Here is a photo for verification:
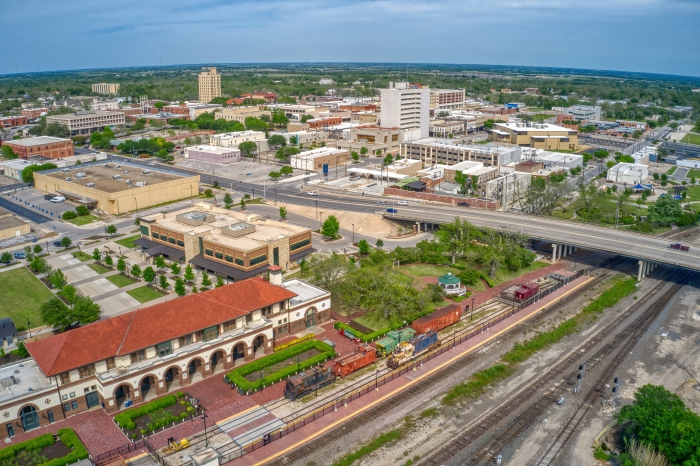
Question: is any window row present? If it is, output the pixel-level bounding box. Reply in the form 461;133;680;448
290;238;310;251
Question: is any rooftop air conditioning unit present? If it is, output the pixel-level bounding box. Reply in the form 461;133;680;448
142;169;150;174
86;182;95;187
124;170;129;174
65;177;72;181
134;181;147;187
75;172;86;178
125;179;131;184
112;174;121;179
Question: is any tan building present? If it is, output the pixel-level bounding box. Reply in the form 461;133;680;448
429;120;465;137
209;131;266;149
137;204;315;279
491;122;579;150
198;67;221;104
4;136;74;159
91;100;120;111
33;161;200;215
430;89;465;111
46;110;126;136
334;125;401;155
92;83;120;95
290;147;349;172
400;138;522;167
0;207;30;240
216;106;269;123
443;161;498;184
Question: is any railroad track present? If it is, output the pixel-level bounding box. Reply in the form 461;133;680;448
417;268;692;466
262;262;623;466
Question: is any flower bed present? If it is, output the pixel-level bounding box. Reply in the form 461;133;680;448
273;334;314;352
0;429;88;466
226;340;336;393
334;307;436;343
114;392;195;439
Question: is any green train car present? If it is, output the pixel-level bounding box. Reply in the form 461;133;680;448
375;328;416;357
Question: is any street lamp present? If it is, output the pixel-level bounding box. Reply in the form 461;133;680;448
315;200;318;219
201;412;209;447
351;224;355;244
375;369;379;391
470;297;475;321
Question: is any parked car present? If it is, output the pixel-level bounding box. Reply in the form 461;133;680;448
457;202;470;207
50;196;66;203
397;200;409;206
53;240;63;247
377;201;387;205
43;193;57;201
386;208;398;213
148;162;157;166
12;252;25;260
669;243;690;251
307;191;318;196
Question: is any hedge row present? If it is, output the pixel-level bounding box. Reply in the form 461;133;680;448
114;392;185;428
226;340;335;392
0;434;55;460
44;429;89;466
334;307;436;343
273;333;314;352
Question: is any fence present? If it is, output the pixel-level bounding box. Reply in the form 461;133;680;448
92;438;152;464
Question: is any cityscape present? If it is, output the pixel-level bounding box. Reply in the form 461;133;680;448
0;3;699;466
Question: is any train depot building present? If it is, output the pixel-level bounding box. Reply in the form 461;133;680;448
1;271;329;439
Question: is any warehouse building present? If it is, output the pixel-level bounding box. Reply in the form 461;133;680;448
491;122;579;150
185;145;241;164
607;163;649;185
0;207;30;240
290;147;349;172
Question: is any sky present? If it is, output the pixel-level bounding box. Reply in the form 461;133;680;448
4;0;700;77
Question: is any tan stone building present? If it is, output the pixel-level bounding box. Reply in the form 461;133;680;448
32;162;200;215
216;106;269;123
136;204;315;280
290;147;349;172
491;122;579;150
400;138;522;167
0;207;30;240
91;83;120;95
198;67;221;104
46;110;126;136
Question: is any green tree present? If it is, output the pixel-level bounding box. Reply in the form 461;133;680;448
60;284;78;305
33;244;43;254
159;274;169;290
130;264;142;279
360;146;368;156
269;171;281;180
131;118;146;131
174;278;186;296
358;239;370;255
271;110;289;127
238;141;258;158
223;193;233;208
39;297;73;331
1;145;18;159
200;272;212;289
280;165;293;176
106;225;117;236
244;117;268;131
104;254;113;266
321;215;340;238
215;276;225;288
279;206;287;220
29;256;48;273
240;198;246;210
383;154;394;166
72;296;101;326
142;266;156;285
170;262;181;276
275;146;300;161
92;248;101;261
184;265;195;283
351;151;359;162
154;256;166;272
21;163;57;184
267;134;287;150
117;257;126;274
593;149;609;159
376;239;384;249
48;269;66;289
300;114;314;124
647;194;683;224
154;101;165;111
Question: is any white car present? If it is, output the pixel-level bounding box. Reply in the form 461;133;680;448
307;191;318;196
50;196;66;203
148;162;157;166
397;200;409;206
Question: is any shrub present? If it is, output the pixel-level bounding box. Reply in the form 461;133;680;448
62;211;77;220
131;434;138;440
41;429;88;466
114;394;179;429
273;333;314;352
75;205;89;216
126;421;136;430
0;434;54;460
180;412;188;419
457;269;481;286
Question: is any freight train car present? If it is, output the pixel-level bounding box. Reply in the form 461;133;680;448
333;344;377;377
387;330;439;369
375;328;416;357
284;362;336;400
514;282;539;301
411;304;462;334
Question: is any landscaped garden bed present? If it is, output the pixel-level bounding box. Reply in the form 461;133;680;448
127;286;166;303
107;274;138;288
226;340;336;394
0;428;88;466
71;251;92;262
88;262;111;274
114;392;196;439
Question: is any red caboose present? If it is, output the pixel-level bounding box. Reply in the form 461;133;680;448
333;344;377;377
514;283;539;301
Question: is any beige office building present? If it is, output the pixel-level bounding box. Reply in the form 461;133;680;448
46;110;126;136
209;131;266;149
0;207;30;240
198;68;222;104
400;138;522;167
33;162;200;215
290;147;349;172
92;83;120;95
491;122;579;150
217;106;269;123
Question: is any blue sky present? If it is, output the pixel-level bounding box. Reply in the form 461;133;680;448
4;0;700;77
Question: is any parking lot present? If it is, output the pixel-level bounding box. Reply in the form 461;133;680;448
5;188;76;220
175;159;303;184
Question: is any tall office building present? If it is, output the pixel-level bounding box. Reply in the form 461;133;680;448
380;82;430;141
198;67;222;104
92;83;120;95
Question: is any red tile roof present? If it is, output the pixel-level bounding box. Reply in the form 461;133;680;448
26;278;297;377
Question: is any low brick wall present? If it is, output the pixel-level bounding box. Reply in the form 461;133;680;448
383;187;500;210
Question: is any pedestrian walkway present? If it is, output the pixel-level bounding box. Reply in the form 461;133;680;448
218;407;286;448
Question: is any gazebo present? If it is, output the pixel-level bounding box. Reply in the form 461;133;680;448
438;272;467;296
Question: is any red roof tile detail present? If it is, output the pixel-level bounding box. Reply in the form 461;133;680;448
26;279;297;377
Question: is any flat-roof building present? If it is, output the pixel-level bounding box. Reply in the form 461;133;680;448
4;136;74;159
92;83;120;95
400;138;522;167
216;106;269;123
209;131;266;149
430;89;466;111
491;122;579;150
533;151;584;169
0;116;28;128
290;147;349;172
46;110;125;136
562;105;600;122
33;161;199;215
381;82;430;141
185;145;241;164
0;159;37;181
0;207;30;240
607;163;649;184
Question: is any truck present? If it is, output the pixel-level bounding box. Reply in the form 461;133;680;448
375;328;416;357
669;243;690;252
333;344;377;377
284;362;336;400
387;330;440;369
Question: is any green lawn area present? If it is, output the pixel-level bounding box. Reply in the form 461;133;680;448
399;264;461;279
686;169;700;181
106;274;138;288
683;186;700;201
115;234;141;249
88;263;110;274
551;208;575;220
667;166;678;175
67;215;102;226
491;260;549;286
126;286;165;303
72;251;93;262
528;114;552;122
681;132;700;145
0;268;54;329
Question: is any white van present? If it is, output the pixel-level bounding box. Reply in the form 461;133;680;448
50;196;66;203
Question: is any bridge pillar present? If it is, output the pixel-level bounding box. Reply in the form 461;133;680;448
637;260;645;281
551;244;558;262
562;245;568;258
415;222;420;233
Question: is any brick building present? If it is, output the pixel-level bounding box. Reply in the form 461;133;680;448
0;116;28;128
21;108;49;120
4;136;74;159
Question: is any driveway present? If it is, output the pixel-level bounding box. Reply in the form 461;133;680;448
670;167;690;181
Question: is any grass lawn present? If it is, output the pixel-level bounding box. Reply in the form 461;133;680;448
686;169;700;181
551;208;575;220
491;260;549;286
0;268;54;329
67;214;101;226
106;274;138;288
126;286;165;303
115;234;141;249
667;166;678;175
681;132;700;145
682;186;700;201
399;264;461;279
88;263;110;274
71;251;93;262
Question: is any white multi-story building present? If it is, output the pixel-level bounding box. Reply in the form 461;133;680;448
562;105;601;122
92;83;120;95
209;131;266;149
91;100;120;111
46;110;126;136
380;82;430;141
607;163;649;184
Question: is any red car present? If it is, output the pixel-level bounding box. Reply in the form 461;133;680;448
669;243;689;251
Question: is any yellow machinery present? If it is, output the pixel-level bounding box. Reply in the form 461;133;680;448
163;438;190;454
